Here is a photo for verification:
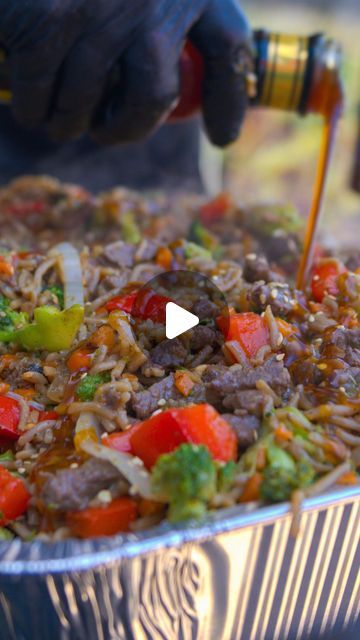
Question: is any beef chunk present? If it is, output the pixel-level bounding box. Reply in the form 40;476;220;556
222;413;259;448
103;241;135;267
192;298;218;320
205;357;291;406
248;281;295;316
222;389;266;416
130;373;206;419
243;254;272;283
190;325;218;351
150;338;187;370
41;458;121;511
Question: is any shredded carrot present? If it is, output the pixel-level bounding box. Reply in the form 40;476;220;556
138;498;164;518
274;424;293;442
67;348;92;373
14;388;36;400
0;382;10;394
336;471;358;485
239;472;263;502
0;354;17;367
89;325;116;350
256;446;266;471
276;318;299;338
156;247;173;270
0;256;14;278
323;439;348;461
174;370;195;397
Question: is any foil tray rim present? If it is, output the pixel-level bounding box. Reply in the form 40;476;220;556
0;485;358;576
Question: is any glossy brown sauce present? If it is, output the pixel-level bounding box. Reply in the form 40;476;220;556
296;65;344;290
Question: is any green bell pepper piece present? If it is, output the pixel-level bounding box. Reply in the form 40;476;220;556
13;305;84;352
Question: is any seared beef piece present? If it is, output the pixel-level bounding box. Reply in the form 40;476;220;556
320;327;360;368
130;373;206;419
329;366;360;393
248;281;294;317
149;338;188;370
205;358;291;406
243;254;272;283
41;458;122;511
190;325;219;351
290;359;323;386
222;389;265;416
263;231;300;273
103;241;135;267
222;413;259;448
2;356;43;387
192;298;218;320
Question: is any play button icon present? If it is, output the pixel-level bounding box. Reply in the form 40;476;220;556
165;302;199;340
128;270;230;370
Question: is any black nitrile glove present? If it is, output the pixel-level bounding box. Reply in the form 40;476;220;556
0;0;252;147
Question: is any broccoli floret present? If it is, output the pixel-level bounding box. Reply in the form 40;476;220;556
0;296;28;338
260;446;316;503
44;285;64;309
151;444;217;523
76;372;111;401
260;465;299;502
217;460;236;492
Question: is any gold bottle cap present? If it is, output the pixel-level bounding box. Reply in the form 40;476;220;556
256;32;309;112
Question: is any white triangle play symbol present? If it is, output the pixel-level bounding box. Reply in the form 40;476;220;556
165;302;199;340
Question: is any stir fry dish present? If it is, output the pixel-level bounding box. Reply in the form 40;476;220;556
0;176;359;540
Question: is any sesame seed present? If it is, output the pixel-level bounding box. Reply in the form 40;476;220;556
313;274;320;281
18;467;26;474
246;253;257;260
260;294;267;305
336;325;345;330
317;363;327;370
308;314;315;322
97;490;112;504
339;386;346;393
70;463;79;469
157;398;166;406
276;353;285;361
270;289;278;299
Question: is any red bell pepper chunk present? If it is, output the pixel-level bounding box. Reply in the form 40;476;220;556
106;288;172;324
311;259;347;302
38;410;58;422
106;293;138;314
0;395;20;444
0;465;30;526
102;425;140;455
130;404;237;469
66;497;138;538
199;193;233;225
217;312;270;359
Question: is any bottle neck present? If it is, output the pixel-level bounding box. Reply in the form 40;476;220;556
252;31;343;119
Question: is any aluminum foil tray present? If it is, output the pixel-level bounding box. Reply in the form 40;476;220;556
0;485;359;640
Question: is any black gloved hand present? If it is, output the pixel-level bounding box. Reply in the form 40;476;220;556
0;0;252;147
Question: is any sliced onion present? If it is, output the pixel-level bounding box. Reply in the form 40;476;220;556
49;242;84;308
81;439;158;500
75;411;100;439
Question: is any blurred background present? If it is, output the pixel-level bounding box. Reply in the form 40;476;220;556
222;0;360;251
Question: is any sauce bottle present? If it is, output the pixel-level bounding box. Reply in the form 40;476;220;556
171;32;344;290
